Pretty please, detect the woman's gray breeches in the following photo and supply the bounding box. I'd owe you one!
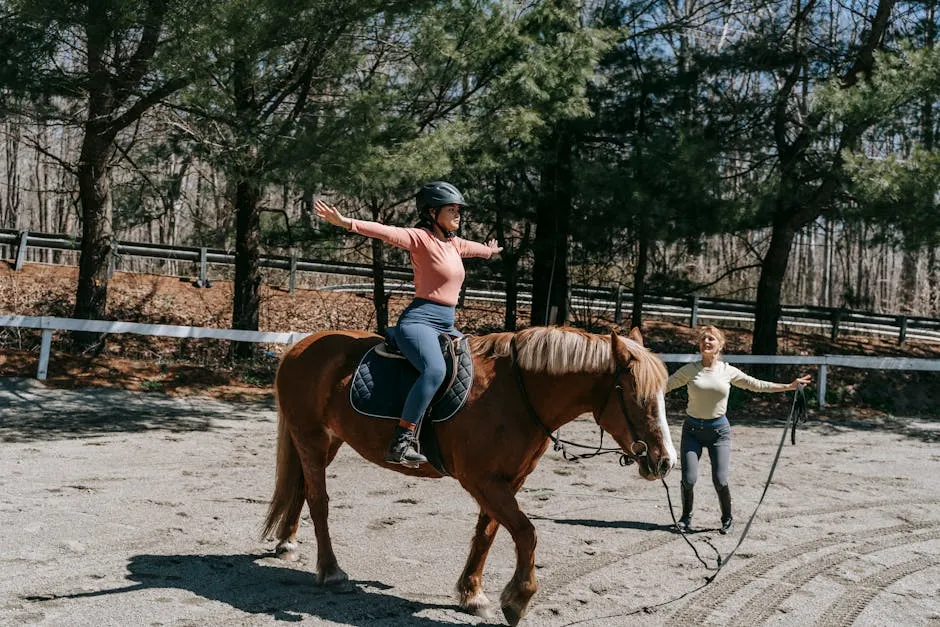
[680,416,732,489]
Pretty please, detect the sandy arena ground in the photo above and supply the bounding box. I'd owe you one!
[1,377,939,626]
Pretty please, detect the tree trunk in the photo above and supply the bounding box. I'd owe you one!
[630,229,650,330]
[503,262,519,331]
[899,248,918,313]
[491,181,522,331]
[3,121,21,229]
[929,246,939,314]
[752,219,797,356]
[300,189,314,231]
[73,124,116,347]
[531,130,572,326]
[232,179,262,359]
[371,236,389,334]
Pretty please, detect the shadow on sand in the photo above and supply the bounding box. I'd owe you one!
[24,552,468,626]
[0,378,274,443]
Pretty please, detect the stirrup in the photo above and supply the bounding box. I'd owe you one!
[389,448,427,468]
[676,515,692,533]
[385,439,427,468]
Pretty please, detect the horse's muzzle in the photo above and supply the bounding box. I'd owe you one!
[655,457,673,478]
[639,455,673,480]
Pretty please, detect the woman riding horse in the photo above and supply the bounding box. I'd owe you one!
[314,181,501,467]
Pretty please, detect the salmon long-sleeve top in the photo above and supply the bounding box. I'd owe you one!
[348,219,494,307]
[665,361,786,419]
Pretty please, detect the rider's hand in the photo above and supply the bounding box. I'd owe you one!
[485,239,503,255]
[314,199,352,230]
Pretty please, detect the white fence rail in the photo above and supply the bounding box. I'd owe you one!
[0,315,310,381]
[3,315,939,409]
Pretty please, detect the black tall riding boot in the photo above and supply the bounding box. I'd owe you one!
[385,424,427,468]
[717,484,733,534]
[677,480,694,532]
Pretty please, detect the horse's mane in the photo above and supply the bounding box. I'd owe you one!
[469,326,667,401]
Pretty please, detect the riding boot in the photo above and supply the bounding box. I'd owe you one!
[385,423,427,468]
[677,480,694,532]
[717,485,733,534]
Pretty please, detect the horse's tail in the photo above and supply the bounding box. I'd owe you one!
[262,382,306,541]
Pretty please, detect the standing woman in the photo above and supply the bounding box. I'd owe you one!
[314,181,502,467]
[665,325,810,534]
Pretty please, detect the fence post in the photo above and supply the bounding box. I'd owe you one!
[897,316,908,345]
[38,329,53,380]
[830,309,842,341]
[195,247,209,287]
[818,363,827,408]
[14,230,29,271]
[690,293,700,328]
[289,252,297,294]
[613,286,623,324]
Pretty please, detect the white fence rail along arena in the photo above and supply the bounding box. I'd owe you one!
[3,315,939,409]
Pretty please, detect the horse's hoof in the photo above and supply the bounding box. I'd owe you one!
[472,605,493,619]
[501,604,523,626]
[275,541,299,562]
[317,567,350,588]
[459,591,492,618]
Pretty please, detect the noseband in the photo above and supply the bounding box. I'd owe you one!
[608,366,650,466]
[509,338,650,468]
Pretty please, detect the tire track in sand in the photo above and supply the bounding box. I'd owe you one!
[668,521,940,625]
[535,499,940,600]
[731,525,940,625]
[817,555,940,626]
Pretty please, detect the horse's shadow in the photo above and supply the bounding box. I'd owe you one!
[28,553,464,626]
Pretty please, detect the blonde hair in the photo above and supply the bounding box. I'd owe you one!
[469,326,668,402]
[696,325,726,351]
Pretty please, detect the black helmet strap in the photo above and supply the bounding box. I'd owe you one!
[430,206,457,239]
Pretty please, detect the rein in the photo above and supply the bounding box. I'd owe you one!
[509,338,648,467]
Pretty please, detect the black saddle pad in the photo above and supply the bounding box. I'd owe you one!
[349,335,473,424]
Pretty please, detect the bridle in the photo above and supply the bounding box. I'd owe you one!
[509,338,650,468]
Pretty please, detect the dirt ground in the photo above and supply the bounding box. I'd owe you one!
[2,377,939,626]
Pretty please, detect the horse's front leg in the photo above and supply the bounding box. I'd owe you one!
[466,481,538,627]
[456,509,499,617]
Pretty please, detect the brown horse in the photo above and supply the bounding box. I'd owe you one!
[263,325,676,625]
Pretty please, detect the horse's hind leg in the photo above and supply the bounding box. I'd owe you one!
[456,509,499,617]
[294,434,348,586]
[273,496,304,562]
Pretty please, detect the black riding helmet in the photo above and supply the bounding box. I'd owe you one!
[415,181,466,237]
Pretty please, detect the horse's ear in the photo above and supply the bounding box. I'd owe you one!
[627,326,644,346]
[610,331,632,365]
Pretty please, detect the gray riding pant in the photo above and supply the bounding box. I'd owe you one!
[680,416,732,490]
[396,298,459,426]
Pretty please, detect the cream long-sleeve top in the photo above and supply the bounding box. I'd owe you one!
[348,219,494,307]
[665,360,787,419]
